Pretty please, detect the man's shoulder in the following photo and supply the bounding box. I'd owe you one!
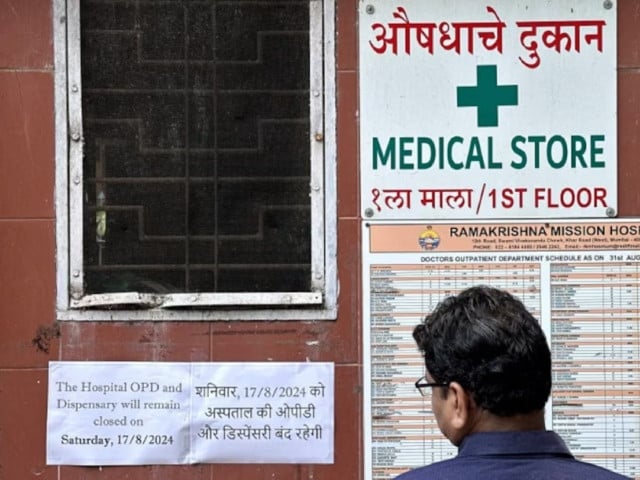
[393,458,462,480]
[568,459,632,479]
[392,455,631,480]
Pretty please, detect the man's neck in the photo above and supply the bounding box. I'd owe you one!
[471,409,546,434]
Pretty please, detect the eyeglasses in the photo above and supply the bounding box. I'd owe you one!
[415,376,449,397]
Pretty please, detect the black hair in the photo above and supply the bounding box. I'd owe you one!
[413,285,551,416]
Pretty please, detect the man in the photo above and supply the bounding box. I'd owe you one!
[396,285,630,479]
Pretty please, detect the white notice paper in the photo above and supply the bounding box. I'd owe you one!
[46,361,334,465]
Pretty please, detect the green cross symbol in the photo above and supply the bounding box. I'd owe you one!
[457,65,518,128]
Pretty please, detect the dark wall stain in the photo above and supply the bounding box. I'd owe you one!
[32,322,61,354]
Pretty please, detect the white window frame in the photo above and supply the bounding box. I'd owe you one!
[54,0,337,321]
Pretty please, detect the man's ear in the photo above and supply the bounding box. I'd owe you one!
[447,381,474,431]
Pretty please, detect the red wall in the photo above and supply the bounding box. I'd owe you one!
[0,1,639,479]
[0,0,57,477]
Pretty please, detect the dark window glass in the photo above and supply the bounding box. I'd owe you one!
[80,0,311,294]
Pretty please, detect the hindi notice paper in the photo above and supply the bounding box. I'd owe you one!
[46,361,334,465]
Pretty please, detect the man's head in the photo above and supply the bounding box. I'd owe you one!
[413,286,551,441]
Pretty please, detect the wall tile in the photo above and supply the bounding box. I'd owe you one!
[211,464,300,480]
[60,465,211,480]
[58,322,212,361]
[209,321,317,361]
[618,0,640,67]
[336,0,358,72]
[0,369,55,479]
[0,71,54,218]
[327,217,361,363]
[0,220,56,367]
[0,0,53,69]
[337,70,360,219]
[617,71,640,216]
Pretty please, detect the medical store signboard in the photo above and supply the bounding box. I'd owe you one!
[359,1,617,220]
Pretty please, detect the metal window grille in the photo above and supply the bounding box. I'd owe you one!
[55,0,336,319]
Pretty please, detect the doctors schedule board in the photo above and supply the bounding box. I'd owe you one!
[363,221,640,480]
